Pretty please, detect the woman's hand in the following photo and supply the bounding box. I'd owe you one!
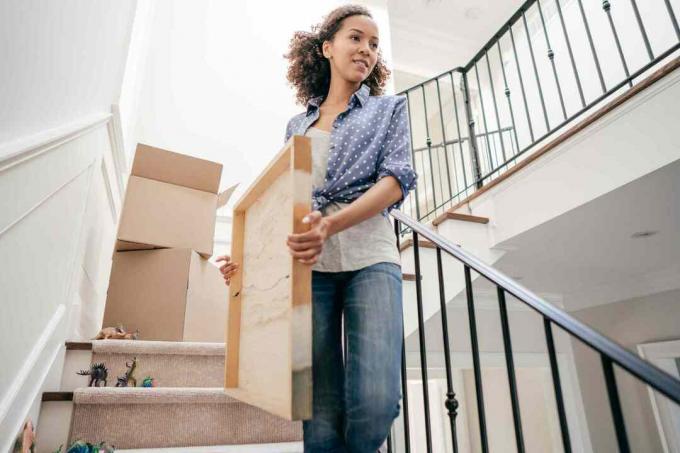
[287,211,331,265]
[216,255,239,286]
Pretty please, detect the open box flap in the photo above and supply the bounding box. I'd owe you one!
[216,182,240,209]
[132,143,223,194]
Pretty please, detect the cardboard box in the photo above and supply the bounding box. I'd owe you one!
[103,248,228,342]
[116,144,237,258]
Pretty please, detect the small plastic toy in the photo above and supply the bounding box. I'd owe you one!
[12,418,35,453]
[93,325,139,340]
[52,440,115,453]
[141,376,155,387]
[77,363,108,387]
[115,357,138,387]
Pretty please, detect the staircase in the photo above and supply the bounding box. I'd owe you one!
[4,0,680,451]
[35,341,303,452]
[390,208,680,453]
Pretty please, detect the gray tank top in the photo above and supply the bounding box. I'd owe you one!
[305,127,401,272]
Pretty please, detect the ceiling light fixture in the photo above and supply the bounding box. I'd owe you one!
[464,7,482,20]
[631,230,659,239]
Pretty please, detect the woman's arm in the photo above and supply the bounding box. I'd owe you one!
[286,175,402,264]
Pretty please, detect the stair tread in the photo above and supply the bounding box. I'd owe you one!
[117,442,303,453]
[73,387,241,405]
[68,387,303,447]
[398,238,436,252]
[67,339,225,355]
[432,211,490,227]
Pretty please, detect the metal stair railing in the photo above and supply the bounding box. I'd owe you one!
[398,0,680,227]
[386,209,680,453]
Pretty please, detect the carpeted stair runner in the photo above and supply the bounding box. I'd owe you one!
[117,442,303,452]
[88,340,225,387]
[68,387,303,448]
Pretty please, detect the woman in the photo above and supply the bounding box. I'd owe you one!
[217,5,417,452]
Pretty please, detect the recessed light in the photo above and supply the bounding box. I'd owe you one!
[465,7,482,20]
[631,230,659,239]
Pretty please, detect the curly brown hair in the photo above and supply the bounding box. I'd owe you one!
[284,4,391,106]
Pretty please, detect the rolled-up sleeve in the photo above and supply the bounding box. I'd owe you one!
[377,95,418,212]
[284,117,293,143]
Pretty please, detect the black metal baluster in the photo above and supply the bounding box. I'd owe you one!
[419,149,431,220]
[433,143,446,215]
[413,232,434,453]
[394,219,411,453]
[602,357,631,453]
[422,86,438,217]
[522,9,551,131]
[509,25,535,142]
[389,209,680,453]
[544,318,573,453]
[577,0,607,93]
[436,248,459,453]
[464,265,488,453]
[629,0,654,61]
[473,62,495,170]
[602,0,632,87]
[664,0,680,40]
[405,92,422,221]
[450,72,469,193]
[461,71,484,188]
[435,78,455,206]
[496,41,521,157]
[537,0,568,120]
[497,287,526,453]
[555,0,586,108]
[484,51,507,162]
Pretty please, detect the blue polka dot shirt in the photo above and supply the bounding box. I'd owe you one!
[285,83,418,216]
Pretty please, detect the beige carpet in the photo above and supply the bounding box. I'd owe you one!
[69,388,303,448]
[91,340,225,387]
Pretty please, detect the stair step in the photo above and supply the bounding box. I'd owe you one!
[43,391,74,401]
[432,211,489,227]
[64,340,225,389]
[117,442,303,452]
[398,238,437,252]
[69,387,302,448]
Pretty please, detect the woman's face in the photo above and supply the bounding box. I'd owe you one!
[323,15,380,84]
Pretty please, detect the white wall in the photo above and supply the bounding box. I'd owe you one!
[0,1,136,447]
[0,0,136,147]
[571,288,680,453]
[134,0,395,215]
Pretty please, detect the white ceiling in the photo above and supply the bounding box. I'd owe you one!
[406,158,680,353]
[489,158,680,312]
[387,0,526,82]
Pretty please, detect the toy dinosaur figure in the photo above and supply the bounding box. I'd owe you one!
[141,376,155,387]
[12,418,35,453]
[115,357,138,387]
[52,440,115,453]
[93,325,139,340]
[77,363,108,387]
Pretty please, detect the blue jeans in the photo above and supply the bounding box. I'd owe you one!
[303,262,403,453]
